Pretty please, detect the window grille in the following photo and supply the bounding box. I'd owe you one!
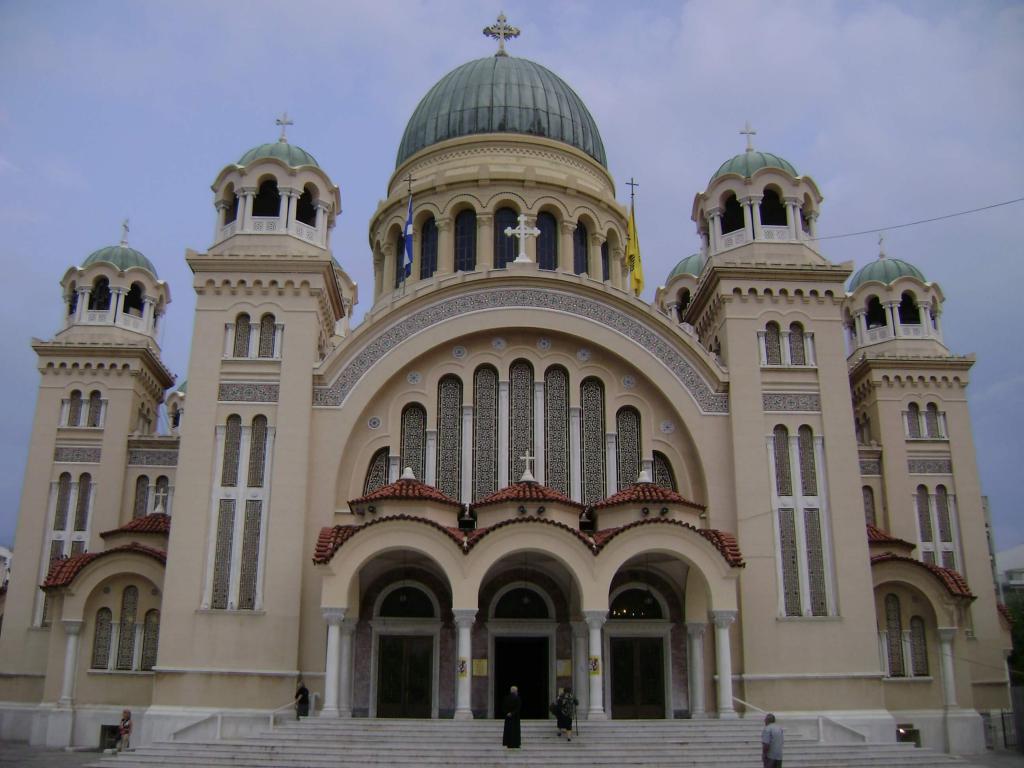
[258,314,276,358]
[211,500,235,610]
[909,616,929,676]
[473,366,498,500]
[87,391,102,427]
[73,473,91,531]
[400,404,427,482]
[133,476,149,519]
[509,361,533,481]
[862,486,876,526]
[885,594,905,676]
[765,323,782,365]
[115,586,138,670]
[773,425,792,496]
[141,610,160,671]
[247,416,268,488]
[90,608,113,669]
[237,500,262,610]
[798,426,817,496]
[544,367,569,495]
[363,448,389,495]
[222,416,242,487]
[653,451,677,491]
[436,376,462,500]
[789,323,806,366]
[580,378,606,504]
[67,391,82,426]
[233,314,251,358]
[778,508,802,616]
[616,407,641,490]
[54,473,71,530]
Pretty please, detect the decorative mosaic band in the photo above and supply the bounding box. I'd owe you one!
[128,448,179,467]
[908,458,953,474]
[859,459,882,475]
[762,393,821,412]
[54,446,101,463]
[313,288,729,413]
[218,382,280,403]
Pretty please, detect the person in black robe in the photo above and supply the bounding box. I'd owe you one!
[295,678,310,719]
[502,685,522,748]
[555,686,578,740]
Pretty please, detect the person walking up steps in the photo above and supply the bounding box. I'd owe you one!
[761,712,784,768]
[555,686,578,741]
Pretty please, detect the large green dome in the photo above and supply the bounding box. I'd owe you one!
[238,140,319,168]
[396,56,607,168]
[849,257,926,291]
[83,245,157,277]
[711,150,797,182]
[667,253,705,281]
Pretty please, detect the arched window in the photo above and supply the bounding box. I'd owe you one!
[580,377,606,504]
[54,473,72,531]
[925,403,941,438]
[885,594,905,676]
[223,184,239,225]
[393,229,406,289]
[721,194,744,234]
[67,390,83,427]
[935,485,953,543]
[862,486,876,526]
[907,403,922,438]
[296,186,317,226]
[798,426,817,496]
[866,296,887,329]
[759,188,787,227]
[400,404,427,482]
[616,407,641,490]
[87,390,102,427]
[68,283,78,316]
[363,447,389,495]
[653,451,677,491]
[898,291,920,324]
[494,588,548,619]
[789,323,806,366]
[116,586,139,671]
[909,616,929,676]
[610,588,663,619]
[473,365,498,500]
[89,277,111,311]
[141,609,160,671]
[380,586,435,618]
[74,473,91,531]
[91,607,113,669]
[123,282,144,317]
[676,289,691,321]
[536,212,557,270]
[916,484,933,548]
[509,361,534,481]
[247,415,269,488]
[436,375,463,500]
[222,415,242,487]
[454,210,476,272]
[573,220,589,275]
[154,476,170,513]
[133,475,150,519]
[493,207,518,269]
[544,366,569,496]
[252,178,281,217]
[420,217,438,279]
[764,322,782,365]
[601,240,610,281]
[257,313,276,358]
[233,313,251,358]
[772,426,792,496]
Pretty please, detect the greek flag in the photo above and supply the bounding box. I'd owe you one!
[403,193,414,279]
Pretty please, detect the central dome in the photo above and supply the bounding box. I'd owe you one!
[396,56,607,168]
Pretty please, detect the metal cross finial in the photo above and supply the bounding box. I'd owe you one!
[505,214,541,263]
[626,177,639,203]
[403,172,416,196]
[120,218,130,246]
[276,112,294,143]
[519,450,536,482]
[740,121,757,152]
[484,12,520,57]
[878,232,886,259]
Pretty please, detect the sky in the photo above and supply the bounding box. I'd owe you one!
[0,0,1021,554]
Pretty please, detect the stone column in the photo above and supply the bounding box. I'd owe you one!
[76,288,89,321]
[742,198,757,241]
[316,202,331,247]
[454,610,476,719]
[239,188,256,232]
[918,301,932,337]
[854,310,867,346]
[533,381,545,485]
[338,618,356,717]
[686,622,707,717]
[321,608,345,717]
[887,301,902,338]
[281,189,296,232]
[425,430,438,486]
[938,627,958,708]
[214,200,229,241]
[605,432,618,497]
[461,405,474,502]
[569,407,582,502]
[111,287,125,322]
[59,620,84,705]
[711,610,737,718]
[806,210,819,239]
[559,221,576,273]
[572,622,589,714]
[785,197,801,240]
[382,244,396,294]
[588,233,605,279]
[584,610,607,719]
[436,216,453,276]
[388,455,400,484]
[707,209,722,253]
[497,381,510,488]
[476,214,494,270]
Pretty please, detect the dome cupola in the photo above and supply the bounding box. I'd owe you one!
[849,253,926,291]
[666,252,705,281]
[237,140,319,169]
[83,244,158,278]
[711,149,797,183]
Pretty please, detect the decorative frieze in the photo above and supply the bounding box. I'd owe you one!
[218,382,279,403]
[762,393,821,412]
[313,288,729,413]
[908,458,953,475]
[859,459,882,475]
[127,448,179,467]
[54,446,101,464]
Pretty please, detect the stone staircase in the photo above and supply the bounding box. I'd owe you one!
[87,717,976,767]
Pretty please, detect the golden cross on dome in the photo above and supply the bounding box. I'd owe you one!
[740,121,757,152]
[276,112,294,143]
[484,12,520,57]
[120,218,130,246]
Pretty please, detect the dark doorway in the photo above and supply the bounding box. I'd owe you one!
[610,636,665,718]
[377,635,432,718]
[493,636,549,719]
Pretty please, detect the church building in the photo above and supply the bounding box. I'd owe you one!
[0,16,1010,756]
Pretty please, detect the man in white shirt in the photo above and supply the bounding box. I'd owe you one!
[761,712,784,768]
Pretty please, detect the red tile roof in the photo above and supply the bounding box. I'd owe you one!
[592,483,705,511]
[870,553,975,599]
[348,479,462,511]
[473,481,583,510]
[463,516,596,552]
[592,519,744,567]
[41,543,167,590]
[100,513,171,538]
[866,524,914,548]
[314,516,466,564]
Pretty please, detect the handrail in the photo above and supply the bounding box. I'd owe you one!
[732,695,768,715]
[732,695,866,743]
[172,692,321,741]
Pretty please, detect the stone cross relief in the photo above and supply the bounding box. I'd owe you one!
[519,451,536,482]
[505,214,541,263]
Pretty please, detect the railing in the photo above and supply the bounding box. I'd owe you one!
[897,324,926,338]
[172,692,320,742]
[732,695,867,744]
[118,313,145,332]
[720,229,748,250]
[219,220,237,239]
[252,217,281,233]
[85,310,113,323]
[761,225,790,241]
[295,221,319,243]
[864,326,892,344]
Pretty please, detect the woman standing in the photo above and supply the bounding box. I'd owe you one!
[555,687,578,741]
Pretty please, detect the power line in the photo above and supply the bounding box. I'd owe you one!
[810,196,1024,242]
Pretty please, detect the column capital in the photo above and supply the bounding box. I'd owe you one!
[740,195,762,205]
[238,186,257,196]
[706,207,722,218]
[583,609,607,629]
[340,617,358,634]
[590,232,607,246]
[685,621,708,638]
[453,609,477,628]
[62,619,84,636]
[571,620,588,638]
[710,610,737,628]
[322,607,347,625]
[560,220,577,234]
[937,626,957,643]
[435,216,452,231]
[783,195,801,205]
[476,213,494,227]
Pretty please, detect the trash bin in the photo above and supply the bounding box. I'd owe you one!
[896,723,921,748]
[100,724,120,750]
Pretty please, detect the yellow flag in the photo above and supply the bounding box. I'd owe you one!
[626,202,644,296]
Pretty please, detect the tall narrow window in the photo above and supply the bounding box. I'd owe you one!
[616,407,641,490]
[258,314,276,358]
[141,610,160,671]
[247,415,269,487]
[233,314,251,358]
[494,207,518,269]
[925,403,941,438]
[211,500,235,610]
[115,586,138,670]
[935,485,952,543]
[789,323,806,366]
[885,594,905,677]
[765,323,782,366]
[296,186,316,226]
[862,486,876,526]
[363,448,389,495]
[89,277,111,311]
[573,221,588,275]
[798,426,817,496]
[436,376,463,500]
[544,366,569,496]
[420,217,438,279]
[73,473,91,531]
[509,361,534,481]
[252,178,281,217]
[154,476,170,513]
[237,500,262,609]
[652,451,677,491]
[87,390,102,427]
[916,484,933,545]
[909,616,929,676]
[721,194,743,234]
[907,403,922,438]
[580,378,606,504]
[866,296,887,329]
[454,210,476,272]
[91,607,113,669]
[804,507,828,615]
[601,240,610,282]
[773,425,792,496]
[473,365,498,500]
[222,415,242,487]
[759,188,787,227]
[899,291,920,324]
[394,230,406,289]
[536,212,557,270]
[133,475,150,519]
[778,508,802,616]
[400,404,427,481]
[67,390,83,427]
[54,473,72,531]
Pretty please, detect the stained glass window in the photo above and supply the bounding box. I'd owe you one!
[233,313,251,358]
[885,594,905,676]
[436,376,462,500]
[211,500,235,610]
[773,425,792,496]
[473,365,498,500]
[420,217,438,279]
[778,508,801,616]
[54,473,71,530]
[87,390,102,427]
[916,485,932,542]
[222,415,242,487]
[401,404,427,481]
[238,500,262,610]
[789,323,806,366]
[116,586,138,670]
[907,403,922,438]
[133,476,149,519]
[616,407,641,490]
[247,415,268,488]
[537,212,557,270]
[68,390,82,426]
[925,403,940,438]
[798,426,817,496]
[580,378,606,504]
[804,508,827,616]
[141,610,160,671]
[653,452,677,491]
[935,485,952,542]
[258,314,276,358]
[91,608,112,669]
[909,616,928,676]
[494,207,518,269]
[363,448,390,495]
[509,361,534,481]
[454,210,476,272]
[544,367,569,495]
[154,476,170,513]
[862,486,876,526]
[765,323,782,366]
[74,473,91,531]
[573,220,588,275]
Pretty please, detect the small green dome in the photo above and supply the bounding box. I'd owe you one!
[849,257,926,291]
[667,253,705,281]
[175,380,187,394]
[711,150,797,182]
[83,245,157,277]
[397,56,607,168]
[238,141,319,168]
